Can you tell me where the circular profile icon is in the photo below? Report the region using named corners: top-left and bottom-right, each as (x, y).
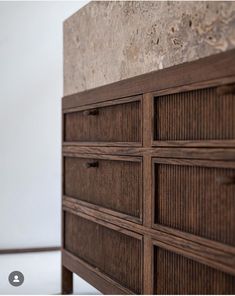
top-left (8, 271), bottom-right (24, 287)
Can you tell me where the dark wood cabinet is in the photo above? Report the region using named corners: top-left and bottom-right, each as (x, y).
top-left (64, 96), bottom-right (142, 145)
top-left (154, 247), bottom-right (235, 294)
top-left (64, 155), bottom-right (142, 221)
top-left (62, 50), bottom-right (235, 294)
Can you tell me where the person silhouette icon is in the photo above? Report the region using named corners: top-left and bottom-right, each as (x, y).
top-left (9, 271), bottom-right (24, 286)
top-left (13, 275), bottom-right (20, 283)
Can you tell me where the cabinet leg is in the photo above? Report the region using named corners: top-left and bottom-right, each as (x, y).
top-left (62, 265), bottom-right (73, 294)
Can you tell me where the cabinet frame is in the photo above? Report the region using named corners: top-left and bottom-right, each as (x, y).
top-left (62, 49), bottom-right (235, 294)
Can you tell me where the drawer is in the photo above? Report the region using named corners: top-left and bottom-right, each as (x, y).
top-left (64, 212), bottom-right (142, 294)
top-left (64, 96), bottom-right (142, 145)
top-left (154, 84), bottom-right (235, 144)
top-left (153, 158), bottom-right (235, 245)
top-left (64, 155), bottom-right (142, 221)
top-left (154, 246), bottom-right (235, 294)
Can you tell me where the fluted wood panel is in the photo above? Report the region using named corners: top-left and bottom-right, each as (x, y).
top-left (64, 101), bottom-right (141, 143)
top-left (155, 163), bottom-right (235, 245)
top-left (62, 52), bottom-right (235, 294)
top-left (64, 156), bottom-right (141, 218)
top-left (154, 87), bottom-right (235, 141)
top-left (64, 213), bottom-right (142, 294)
top-left (154, 247), bottom-right (235, 294)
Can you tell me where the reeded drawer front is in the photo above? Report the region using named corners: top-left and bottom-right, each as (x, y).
top-left (154, 85), bottom-right (235, 141)
top-left (64, 98), bottom-right (142, 144)
top-left (154, 159), bottom-right (235, 245)
top-left (64, 156), bottom-right (142, 219)
top-left (64, 212), bottom-right (142, 294)
top-left (154, 247), bottom-right (235, 294)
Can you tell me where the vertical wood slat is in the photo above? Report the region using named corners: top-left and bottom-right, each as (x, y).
top-left (62, 51), bottom-right (235, 295)
top-left (64, 156), bottom-right (142, 218)
top-left (155, 162), bottom-right (235, 246)
top-left (65, 100), bottom-right (141, 143)
top-left (154, 86), bottom-right (235, 141)
top-left (64, 213), bottom-right (142, 294)
top-left (154, 247), bottom-right (235, 294)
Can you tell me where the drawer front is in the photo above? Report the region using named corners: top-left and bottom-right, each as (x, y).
top-left (154, 159), bottom-right (235, 245)
top-left (64, 98), bottom-right (141, 144)
top-left (64, 156), bottom-right (142, 219)
top-left (64, 212), bottom-right (142, 294)
top-left (154, 85), bottom-right (235, 141)
top-left (154, 247), bottom-right (235, 294)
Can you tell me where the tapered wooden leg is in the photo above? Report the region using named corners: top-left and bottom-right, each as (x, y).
top-left (62, 265), bottom-right (73, 294)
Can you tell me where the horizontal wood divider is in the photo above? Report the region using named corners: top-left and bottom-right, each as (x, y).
top-left (63, 196), bottom-right (142, 224)
top-left (62, 49), bottom-right (235, 110)
top-left (62, 94), bottom-right (142, 114)
top-left (63, 198), bottom-right (235, 276)
top-left (63, 145), bottom-right (235, 160)
top-left (153, 157), bottom-right (235, 169)
top-left (152, 140), bottom-right (235, 148)
top-left (63, 152), bottom-right (142, 162)
top-left (62, 50), bottom-right (235, 293)
top-left (63, 141), bottom-right (142, 147)
top-left (0, 246), bottom-right (61, 255)
top-left (62, 249), bottom-right (134, 295)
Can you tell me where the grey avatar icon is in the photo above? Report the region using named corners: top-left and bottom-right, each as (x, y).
top-left (8, 271), bottom-right (24, 287)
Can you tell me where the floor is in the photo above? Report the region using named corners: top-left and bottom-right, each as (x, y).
top-left (0, 251), bottom-right (101, 295)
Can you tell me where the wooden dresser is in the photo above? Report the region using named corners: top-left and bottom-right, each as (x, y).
top-left (62, 50), bottom-right (235, 294)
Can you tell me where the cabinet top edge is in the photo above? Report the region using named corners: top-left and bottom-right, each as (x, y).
top-left (62, 49), bottom-right (235, 110)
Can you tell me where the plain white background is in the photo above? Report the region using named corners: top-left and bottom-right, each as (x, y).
top-left (0, 0), bottom-right (89, 249)
top-left (0, 1), bottom-right (100, 294)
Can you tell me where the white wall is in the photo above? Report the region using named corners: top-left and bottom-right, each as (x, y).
top-left (0, 1), bottom-right (88, 248)
top-left (0, 3), bottom-right (102, 293)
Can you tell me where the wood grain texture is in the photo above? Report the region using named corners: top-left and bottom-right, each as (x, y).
top-left (63, 203), bottom-right (235, 277)
top-left (64, 156), bottom-right (142, 218)
top-left (143, 236), bottom-right (153, 294)
top-left (154, 247), bottom-right (235, 294)
top-left (154, 160), bottom-right (235, 246)
top-left (63, 145), bottom-right (235, 160)
top-left (154, 85), bottom-right (235, 142)
top-left (63, 196), bottom-right (141, 224)
top-left (62, 250), bottom-right (133, 295)
top-left (64, 100), bottom-right (141, 144)
top-left (64, 212), bottom-right (142, 294)
top-left (153, 140), bottom-right (235, 147)
top-left (62, 50), bottom-right (235, 294)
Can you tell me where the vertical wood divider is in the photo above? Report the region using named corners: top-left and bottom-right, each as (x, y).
top-left (143, 93), bottom-right (154, 294)
top-left (143, 236), bottom-right (153, 294)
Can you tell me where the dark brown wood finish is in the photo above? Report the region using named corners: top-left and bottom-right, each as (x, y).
top-left (64, 154), bottom-right (142, 221)
top-left (154, 85), bottom-right (235, 145)
top-left (153, 158), bottom-right (235, 246)
top-left (64, 95), bottom-right (142, 146)
top-left (62, 266), bottom-right (73, 295)
top-left (154, 247), bottom-right (235, 294)
top-left (62, 250), bottom-right (134, 295)
top-left (65, 212), bottom-right (142, 294)
top-left (62, 50), bottom-right (235, 294)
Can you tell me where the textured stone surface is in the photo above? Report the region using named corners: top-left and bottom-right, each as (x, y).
top-left (64, 1), bottom-right (235, 95)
